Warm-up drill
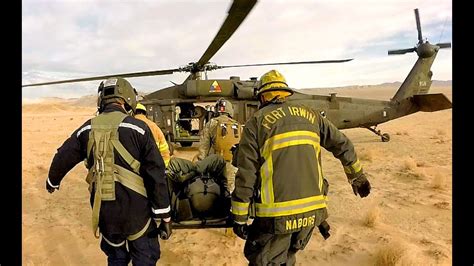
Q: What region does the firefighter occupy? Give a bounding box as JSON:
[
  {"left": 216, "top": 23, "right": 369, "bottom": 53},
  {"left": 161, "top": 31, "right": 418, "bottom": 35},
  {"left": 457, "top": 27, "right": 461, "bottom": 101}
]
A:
[
  {"left": 231, "top": 70, "right": 371, "bottom": 265},
  {"left": 197, "top": 98, "right": 242, "bottom": 193},
  {"left": 135, "top": 103, "right": 171, "bottom": 168},
  {"left": 45, "top": 77, "right": 172, "bottom": 265}
]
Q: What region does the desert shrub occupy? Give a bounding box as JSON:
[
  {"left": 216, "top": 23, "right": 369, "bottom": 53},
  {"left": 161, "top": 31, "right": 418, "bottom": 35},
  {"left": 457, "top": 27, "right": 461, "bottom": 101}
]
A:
[
  {"left": 374, "top": 241, "right": 406, "bottom": 266},
  {"left": 431, "top": 173, "right": 446, "bottom": 189},
  {"left": 402, "top": 158, "right": 417, "bottom": 171},
  {"left": 436, "top": 129, "right": 447, "bottom": 136},
  {"left": 363, "top": 207, "right": 380, "bottom": 227}
]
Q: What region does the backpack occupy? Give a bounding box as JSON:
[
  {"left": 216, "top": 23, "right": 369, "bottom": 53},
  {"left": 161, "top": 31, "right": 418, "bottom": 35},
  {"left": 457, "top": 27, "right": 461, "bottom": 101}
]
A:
[
  {"left": 85, "top": 112, "right": 148, "bottom": 239},
  {"left": 214, "top": 116, "right": 242, "bottom": 162}
]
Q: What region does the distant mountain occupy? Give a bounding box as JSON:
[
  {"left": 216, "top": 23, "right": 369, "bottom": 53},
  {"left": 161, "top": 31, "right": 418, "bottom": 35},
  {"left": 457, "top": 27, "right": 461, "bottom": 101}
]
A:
[
  {"left": 66, "top": 90, "right": 148, "bottom": 107},
  {"left": 70, "top": 95, "right": 97, "bottom": 107},
  {"left": 378, "top": 80, "right": 451, "bottom": 87},
  {"left": 300, "top": 80, "right": 451, "bottom": 91},
  {"left": 431, "top": 80, "right": 452, "bottom": 86}
]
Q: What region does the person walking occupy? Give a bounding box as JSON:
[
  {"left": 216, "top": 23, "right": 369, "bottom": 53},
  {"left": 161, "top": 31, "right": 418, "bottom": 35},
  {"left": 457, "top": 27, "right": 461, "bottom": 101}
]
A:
[
  {"left": 231, "top": 70, "right": 371, "bottom": 265},
  {"left": 198, "top": 98, "right": 242, "bottom": 193},
  {"left": 46, "top": 77, "right": 172, "bottom": 265}
]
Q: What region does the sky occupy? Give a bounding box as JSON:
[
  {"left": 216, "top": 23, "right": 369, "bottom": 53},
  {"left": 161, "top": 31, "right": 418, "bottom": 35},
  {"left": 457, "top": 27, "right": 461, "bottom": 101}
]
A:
[{"left": 22, "top": 0, "right": 452, "bottom": 100}]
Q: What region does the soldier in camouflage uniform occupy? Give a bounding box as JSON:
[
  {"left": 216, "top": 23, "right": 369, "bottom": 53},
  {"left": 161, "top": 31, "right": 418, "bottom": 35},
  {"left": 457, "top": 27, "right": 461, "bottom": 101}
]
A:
[
  {"left": 197, "top": 99, "right": 241, "bottom": 193},
  {"left": 231, "top": 70, "right": 372, "bottom": 265},
  {"left": 167, "top": 154, "right": 228, "bottom": 193}
]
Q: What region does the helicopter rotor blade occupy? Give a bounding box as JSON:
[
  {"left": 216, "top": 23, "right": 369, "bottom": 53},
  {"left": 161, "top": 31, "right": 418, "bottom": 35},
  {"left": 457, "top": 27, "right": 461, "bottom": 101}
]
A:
[
  {"left": 195, "top": 0, "right": 257, "bottom": 68},
  {"left": 436, "top": 42, "right": 451, "bottom": 49},
  {"left": 218, "top": 59, "right": 353, "bottom": 69},
  {"left": 22, "top": 68, "right": 180, "bottom": 87},
  {"left": 388, "top": 47, "right": 416, "bottom": 55},
  {"left": 414, "top": 8, "right": 423, "bottom": 43}
]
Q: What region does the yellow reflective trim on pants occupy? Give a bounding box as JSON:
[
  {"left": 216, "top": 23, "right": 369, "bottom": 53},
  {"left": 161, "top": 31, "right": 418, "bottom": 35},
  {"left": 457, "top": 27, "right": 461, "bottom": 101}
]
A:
[
  {"left": 344, "top": 159, "right": 362, "bottom": 174},
  {"left": 231, "top": 200, "right": 250, "bottom": 216},
  {"left": 255, "top": 195, "right": 327, "bottom": 217}
]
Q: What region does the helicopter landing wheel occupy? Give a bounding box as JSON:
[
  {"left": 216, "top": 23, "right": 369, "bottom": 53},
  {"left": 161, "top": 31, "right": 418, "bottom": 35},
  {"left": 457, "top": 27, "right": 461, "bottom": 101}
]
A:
[
  {"left": 381, "top": 133, "right": 390, "bottom": 142},
  {"left": 366, "top": 126, "right": 390, "bottom": 142}
]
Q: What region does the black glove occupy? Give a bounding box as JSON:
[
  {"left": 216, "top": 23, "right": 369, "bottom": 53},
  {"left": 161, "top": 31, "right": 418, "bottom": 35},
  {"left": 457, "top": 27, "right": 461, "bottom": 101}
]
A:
[
  {"left": 351, "top": 173, "right": 371, "bottom": 198},
  {"left": 223, "top": 189, "right": 231, "bottom": 199},
  {"left": 46, "top": 179, "right": 59, "bottom": 194},
  {"left": 157, "top": 220, "right": 172, "bottom": 240},
  {"left": 233, "top": 222, "right": 248, "bottom": 240},
  {"left": 318, "top": 220, "right": 331, "bottom": 240}
]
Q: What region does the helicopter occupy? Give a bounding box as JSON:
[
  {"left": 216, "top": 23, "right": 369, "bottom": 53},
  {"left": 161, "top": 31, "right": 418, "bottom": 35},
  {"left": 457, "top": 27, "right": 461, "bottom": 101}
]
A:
[
  {"left": 22, "top": 1, "right": 451, "bottom": 228},
  {"left": 138, "top": 6, "right": 452, "bottom": 145},
  {"left": 22, "top": 1, "right": 451, "bottom": 147}
]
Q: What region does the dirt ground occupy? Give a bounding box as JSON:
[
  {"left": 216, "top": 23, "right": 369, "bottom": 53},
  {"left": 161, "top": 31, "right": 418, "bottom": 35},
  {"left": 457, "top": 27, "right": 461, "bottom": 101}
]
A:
[{"left": 22, "top": 85, "right": 452, "bottom": 265}]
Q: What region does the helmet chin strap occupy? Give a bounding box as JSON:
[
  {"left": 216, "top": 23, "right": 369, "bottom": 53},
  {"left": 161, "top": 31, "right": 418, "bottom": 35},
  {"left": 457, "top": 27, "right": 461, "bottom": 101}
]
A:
[{"left": 123, "top": 103, "right": 135, "bottom": 115}]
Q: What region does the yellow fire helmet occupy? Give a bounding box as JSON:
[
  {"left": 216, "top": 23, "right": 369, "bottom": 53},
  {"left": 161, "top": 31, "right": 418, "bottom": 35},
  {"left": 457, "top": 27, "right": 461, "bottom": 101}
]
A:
[
  {"left": 136, "top": 103, "right": 147, "bottom": 112},
  {"left": 257, "top": 70, "right": 294, "bottom": 98}
]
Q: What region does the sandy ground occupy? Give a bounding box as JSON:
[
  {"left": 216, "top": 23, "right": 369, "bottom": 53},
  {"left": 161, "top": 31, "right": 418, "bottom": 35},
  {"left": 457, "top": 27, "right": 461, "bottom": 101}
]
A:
[{"left": 22, "top": 86, "right": 452, "bottom": 265}]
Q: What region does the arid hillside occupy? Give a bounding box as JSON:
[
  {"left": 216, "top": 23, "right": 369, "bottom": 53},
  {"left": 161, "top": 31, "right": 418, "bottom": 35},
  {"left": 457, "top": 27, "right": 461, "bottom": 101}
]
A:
[{"left": 22, "top": 85, "right": 452, "bottom": 265}]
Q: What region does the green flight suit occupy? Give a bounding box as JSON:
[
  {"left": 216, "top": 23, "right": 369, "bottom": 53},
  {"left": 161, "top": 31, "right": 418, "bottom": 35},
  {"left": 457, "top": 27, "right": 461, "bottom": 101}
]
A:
[{"left": 167, "top": 154, "right": 227, "bottom": 188}]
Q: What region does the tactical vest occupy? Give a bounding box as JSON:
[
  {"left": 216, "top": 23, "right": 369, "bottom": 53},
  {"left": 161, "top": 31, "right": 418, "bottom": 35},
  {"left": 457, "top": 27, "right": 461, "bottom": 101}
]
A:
[
  {"left": 214, "top": 116, "right": 242, "bottom": 162},
  {"left": 86, "top": 112, "right": 150, "bottom": 240}
]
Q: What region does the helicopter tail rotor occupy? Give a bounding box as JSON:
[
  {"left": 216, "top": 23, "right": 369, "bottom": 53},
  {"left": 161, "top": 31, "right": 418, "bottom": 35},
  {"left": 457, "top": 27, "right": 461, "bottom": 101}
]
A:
[
  {"left": 388, "top": 48, "right": 416, "bottom": 55},
  {"left": 435, "top": 42, "right": 451, "bottom": 49},
  {"left": 415, "top": 8, "right": 423, "bottom": 44},
  {"left": 387, "top": 8, "right": 451, "bottom": 57}
]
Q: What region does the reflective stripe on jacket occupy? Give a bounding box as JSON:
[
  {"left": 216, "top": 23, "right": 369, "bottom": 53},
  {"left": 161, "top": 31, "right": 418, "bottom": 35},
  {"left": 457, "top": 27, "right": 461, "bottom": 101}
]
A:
[
  {"left": 48, "top": 105, "right": 170, "bottom": 236},
  {"left": 231, "top": 101, "right": 362, "bottom": 222},
  {"left": 135, "top": 114, "right": 171, "bottom": 167}
]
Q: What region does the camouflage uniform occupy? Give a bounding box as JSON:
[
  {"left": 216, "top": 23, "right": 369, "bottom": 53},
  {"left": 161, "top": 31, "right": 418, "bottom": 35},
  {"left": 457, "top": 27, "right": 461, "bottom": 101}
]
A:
[
  {"left": 197, "top": 114, "right": 239, "bottom": 192},
  {"left": 167, "top": 154, "right": 227, "bottom": 188},
  {"left": 231, "top": 101, "right": 365, "bottom": 265}
]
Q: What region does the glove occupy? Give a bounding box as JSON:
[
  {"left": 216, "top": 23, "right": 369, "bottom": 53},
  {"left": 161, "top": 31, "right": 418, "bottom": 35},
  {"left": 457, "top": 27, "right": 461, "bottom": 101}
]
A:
[
  {"left": 46, "top": 178, "right": 59, "bottom": 194},
  {"left": 157, "top": 220, "right": 172, "bottom": 240},
  {"left": 223, "top": 189, "right": 231, "bottom": 199},
  {"left": 351, "top": 173, "right": 371, "bottom": 198},
  {"left": 233, "top": 222, "right": 248, "bottom": 240},
  {"left": 318, "top": 220, "right": 331, "bottom": 240}
]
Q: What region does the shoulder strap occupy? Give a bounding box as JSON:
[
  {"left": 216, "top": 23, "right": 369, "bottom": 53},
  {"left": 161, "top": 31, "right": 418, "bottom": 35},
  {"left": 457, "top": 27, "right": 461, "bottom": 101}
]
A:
[{"left": 88, "top": 112, "right": 141, "bottom": 173}]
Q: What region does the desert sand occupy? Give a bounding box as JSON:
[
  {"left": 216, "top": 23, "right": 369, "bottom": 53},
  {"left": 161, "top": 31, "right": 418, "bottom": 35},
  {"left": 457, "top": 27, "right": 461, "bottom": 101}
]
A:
[{"left": 22, "top": 85, "right": 452, "bottom": 265}]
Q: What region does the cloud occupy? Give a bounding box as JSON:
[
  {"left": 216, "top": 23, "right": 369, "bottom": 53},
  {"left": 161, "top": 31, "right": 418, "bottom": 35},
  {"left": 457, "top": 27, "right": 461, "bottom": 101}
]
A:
[{"left": 22, "top": 0, "right": 452, "bottom": 99}]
